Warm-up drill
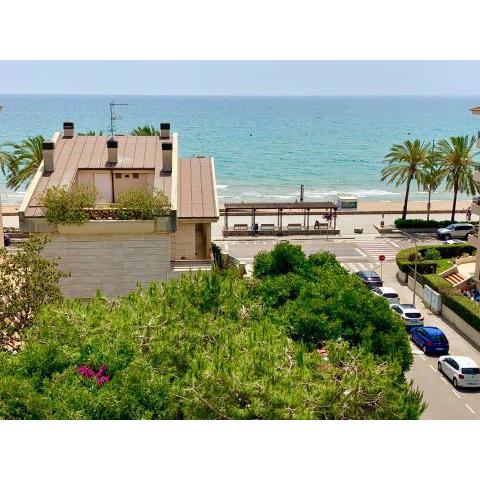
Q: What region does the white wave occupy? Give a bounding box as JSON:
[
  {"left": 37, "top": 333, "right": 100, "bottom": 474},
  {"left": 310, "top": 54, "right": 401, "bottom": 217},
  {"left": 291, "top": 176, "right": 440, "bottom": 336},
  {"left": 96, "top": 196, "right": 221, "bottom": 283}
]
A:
[{"left": 217, "top": 184, "right": 229, "bottom": 189}]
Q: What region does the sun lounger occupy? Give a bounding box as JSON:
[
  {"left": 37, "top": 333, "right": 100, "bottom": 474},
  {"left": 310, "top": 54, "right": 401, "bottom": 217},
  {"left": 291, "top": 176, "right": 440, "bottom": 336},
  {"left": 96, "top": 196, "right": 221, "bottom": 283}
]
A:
[
  {"left": 233, "top": 224, "right": 249, "bottom": 231},
  {"left": 260, "top": 223, "right": 275, "bottom": 230},
  {"left": 287, "top": 223, "right": 302, "bottom": 230}
]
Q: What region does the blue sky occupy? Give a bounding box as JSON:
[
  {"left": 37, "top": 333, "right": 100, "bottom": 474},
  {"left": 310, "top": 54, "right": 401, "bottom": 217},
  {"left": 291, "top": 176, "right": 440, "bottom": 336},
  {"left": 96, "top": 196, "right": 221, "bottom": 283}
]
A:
[{"left": 1, "top": 61, "right": 480, "bottom": 96}]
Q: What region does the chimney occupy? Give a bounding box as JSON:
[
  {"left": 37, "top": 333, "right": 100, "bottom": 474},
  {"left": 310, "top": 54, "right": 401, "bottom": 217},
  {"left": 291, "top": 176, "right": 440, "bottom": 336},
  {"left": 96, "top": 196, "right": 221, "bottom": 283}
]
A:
[
  {"left": 160, "top": 122, "right": 170, "bottom": 139},
  {"left": 63, "top": 121, "right": 74, "bottom": 137},
  {"left": 162, "top": 142, "right": 172, "bottom": 173},
  {"left": 43, "top": 141, "right": 55, "bottom": 173},
  {"left": 107, "top": 137, "right": 118, "bottom": 164}
]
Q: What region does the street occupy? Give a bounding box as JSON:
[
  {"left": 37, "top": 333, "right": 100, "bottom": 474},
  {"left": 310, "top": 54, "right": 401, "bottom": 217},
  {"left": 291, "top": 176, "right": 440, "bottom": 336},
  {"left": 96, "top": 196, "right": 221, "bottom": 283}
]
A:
[{"left": 214, "top": 233, "right": 480, "bottom": 419}]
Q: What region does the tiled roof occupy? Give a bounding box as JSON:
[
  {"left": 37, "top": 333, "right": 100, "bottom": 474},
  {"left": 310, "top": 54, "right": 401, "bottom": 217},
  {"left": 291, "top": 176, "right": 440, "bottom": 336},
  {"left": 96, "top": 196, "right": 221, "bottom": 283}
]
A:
[
  {"left": 177, "top": 157, "right": 218, "bottom": 219},
  {"left": 24, "top": 134, "right": 218, "bottom": 220}
]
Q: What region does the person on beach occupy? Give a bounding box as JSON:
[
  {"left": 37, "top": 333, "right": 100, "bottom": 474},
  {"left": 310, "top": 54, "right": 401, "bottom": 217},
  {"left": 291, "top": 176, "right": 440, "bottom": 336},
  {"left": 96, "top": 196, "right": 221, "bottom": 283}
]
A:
[
  {"left": 466, "top": 207, "right": 472, "bottom": 221},
  {"left": 314, "top": 220, "right": 320, "bottom": 229}
]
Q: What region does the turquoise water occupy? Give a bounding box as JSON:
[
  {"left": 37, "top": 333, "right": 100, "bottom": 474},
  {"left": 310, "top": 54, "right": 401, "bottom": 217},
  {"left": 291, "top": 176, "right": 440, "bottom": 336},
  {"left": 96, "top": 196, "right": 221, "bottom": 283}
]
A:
[{"left": 1, "top": 95, "right": 479, "bottom": 204}]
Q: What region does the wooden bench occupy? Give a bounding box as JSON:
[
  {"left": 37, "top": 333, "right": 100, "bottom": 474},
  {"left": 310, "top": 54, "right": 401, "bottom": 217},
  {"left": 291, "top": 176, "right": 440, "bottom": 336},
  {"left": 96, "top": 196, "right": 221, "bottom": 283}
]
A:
[
  {"left": 287, "top": 223, "right": 302, "bottom": 230},
  {"left": 260, "top": 223, "right": 275, "bottom": 231},
  {"left": 233, "top": 224, "right": 249, "bottom": 231},
  {"left": 314, "top": 222, "right": 328, "bottom": 229}
]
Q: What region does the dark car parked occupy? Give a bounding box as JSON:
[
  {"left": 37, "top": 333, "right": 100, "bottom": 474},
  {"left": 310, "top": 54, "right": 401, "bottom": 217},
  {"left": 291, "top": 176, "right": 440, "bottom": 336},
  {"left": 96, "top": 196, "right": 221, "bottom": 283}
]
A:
[
  {"left": 411, "top": 326, "right": 449, "bottom": 355},
  {"left": 355, "top": 270, "right": 383, "bottom": 289}
]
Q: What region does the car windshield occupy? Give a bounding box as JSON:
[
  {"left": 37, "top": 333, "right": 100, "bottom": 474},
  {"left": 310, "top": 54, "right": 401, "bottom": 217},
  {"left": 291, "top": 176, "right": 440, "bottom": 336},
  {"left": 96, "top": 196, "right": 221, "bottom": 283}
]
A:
[
  {"left": 429, "top": 333, "right": 447, "bottom": 342},
  {"left": 462, "top": 368, "right": 480, "bottom": 375},
  {"left": 384, "top": 293, "right": 398, "bottom": 298},
  {"left": 405, "top": 312, "right": 422, "bottom": 319}
]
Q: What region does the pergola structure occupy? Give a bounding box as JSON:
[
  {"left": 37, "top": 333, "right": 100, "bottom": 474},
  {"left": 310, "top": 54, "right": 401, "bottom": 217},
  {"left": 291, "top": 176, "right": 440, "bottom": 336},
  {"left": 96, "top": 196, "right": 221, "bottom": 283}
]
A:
[{"left": 223, "top": 201, "right": 338, "bottom": 236}]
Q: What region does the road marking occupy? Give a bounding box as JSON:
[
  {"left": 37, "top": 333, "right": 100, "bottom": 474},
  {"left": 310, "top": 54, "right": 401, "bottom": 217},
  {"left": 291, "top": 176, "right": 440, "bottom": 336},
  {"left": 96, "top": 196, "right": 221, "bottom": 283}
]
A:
[
  {"left": 429, "top": 364, "right": 436, "bottom": 372},
  {"left": 441, "top": 377, "right": 448, "bottom": 385},
  {"left": 465, "top": 403, "right": 475, "bottom": 415},
  {"left": 389, "top": 241, "right": 401, "bottom": 248},
  {"left": 419, "top": 354, "right": 427, "bottom": 361},
  {"left": 354, "top": 248, "right": 368, "bottom": 258},
  {"left": 452, "top": 389, "right": 461, "bottom": 398}
]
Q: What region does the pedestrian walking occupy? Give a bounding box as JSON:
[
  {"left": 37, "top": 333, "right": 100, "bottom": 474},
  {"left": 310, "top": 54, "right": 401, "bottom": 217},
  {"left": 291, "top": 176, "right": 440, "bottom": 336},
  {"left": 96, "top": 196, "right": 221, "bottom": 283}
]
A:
[{"left": 466, "top": 206, "right": 472, "bottom": 221}]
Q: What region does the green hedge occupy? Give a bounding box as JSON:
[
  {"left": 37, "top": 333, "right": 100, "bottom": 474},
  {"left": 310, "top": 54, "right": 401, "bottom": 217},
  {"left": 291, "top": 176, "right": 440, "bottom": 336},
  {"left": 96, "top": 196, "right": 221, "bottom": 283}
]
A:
[
  {"left": 396, "top": 244, "right": 476, "bottom": 273},
  {"left": 423, "top": 274, "right": 480, "bottom": 332},
  {"left": 394, "top": 218, "right": 478, "bottom": 229}
]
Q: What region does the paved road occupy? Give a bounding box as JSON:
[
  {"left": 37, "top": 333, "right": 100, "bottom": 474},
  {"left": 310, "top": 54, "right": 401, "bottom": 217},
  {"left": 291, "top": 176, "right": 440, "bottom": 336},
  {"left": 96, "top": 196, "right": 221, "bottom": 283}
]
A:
[{"left": 214, "top": 233, "right": 480, "bottom": 419}]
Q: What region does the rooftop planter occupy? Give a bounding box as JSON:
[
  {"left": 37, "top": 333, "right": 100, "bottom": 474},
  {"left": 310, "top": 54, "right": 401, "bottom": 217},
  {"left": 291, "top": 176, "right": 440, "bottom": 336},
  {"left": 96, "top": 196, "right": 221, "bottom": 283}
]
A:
[{"left": 57, "top": 219, "right": 156, "bottom": 235}]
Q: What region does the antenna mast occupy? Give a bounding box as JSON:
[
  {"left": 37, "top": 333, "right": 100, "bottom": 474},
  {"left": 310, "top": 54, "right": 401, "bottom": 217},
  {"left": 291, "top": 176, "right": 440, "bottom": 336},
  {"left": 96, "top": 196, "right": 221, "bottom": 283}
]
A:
[{"left": 109, "top": 100, "right": 128, "bottom": 137}]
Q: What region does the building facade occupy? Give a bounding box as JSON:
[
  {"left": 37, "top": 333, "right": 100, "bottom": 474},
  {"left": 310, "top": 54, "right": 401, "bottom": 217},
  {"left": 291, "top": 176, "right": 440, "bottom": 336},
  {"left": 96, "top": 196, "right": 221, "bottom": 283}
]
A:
[{"left": 19, "top": 122, "right": 219, "bottom": 298}]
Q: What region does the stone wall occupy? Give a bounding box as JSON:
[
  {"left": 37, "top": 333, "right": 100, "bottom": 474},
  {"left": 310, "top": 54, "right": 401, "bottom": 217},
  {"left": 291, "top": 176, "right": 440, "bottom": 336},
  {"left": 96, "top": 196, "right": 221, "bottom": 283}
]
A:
[{"left": 42, "top": 233, "right": 173, "bottom": 298}]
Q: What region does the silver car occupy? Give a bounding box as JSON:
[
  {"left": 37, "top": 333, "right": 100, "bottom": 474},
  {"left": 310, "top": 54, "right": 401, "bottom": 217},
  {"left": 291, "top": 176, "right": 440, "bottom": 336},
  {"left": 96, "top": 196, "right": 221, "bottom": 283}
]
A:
[{"left": 436, "top": 223, "right": 474, "bottom": 240}]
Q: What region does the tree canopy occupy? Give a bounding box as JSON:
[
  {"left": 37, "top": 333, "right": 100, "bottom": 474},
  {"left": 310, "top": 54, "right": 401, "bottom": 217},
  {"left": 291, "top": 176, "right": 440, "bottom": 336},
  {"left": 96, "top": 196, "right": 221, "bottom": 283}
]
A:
[{"left": 0, "top": 242, "right": 424, "bottom": 419}]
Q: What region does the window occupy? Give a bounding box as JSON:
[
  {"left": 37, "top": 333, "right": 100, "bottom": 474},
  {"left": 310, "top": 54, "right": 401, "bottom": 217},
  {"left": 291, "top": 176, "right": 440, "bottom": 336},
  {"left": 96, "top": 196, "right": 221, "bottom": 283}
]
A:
[
  {"left": 405, "top": 312, "right": 422, "bottom": 319},
  {"left": 462, "top": 368, "right": 480, "bottom": 375},
  {"left": 133, "top": 173, "right": 139, "bottom": 179},
  {"left": 115, "top": 173, "right": 122, "bottom": 179},
  {"left": 384, "top": 293, "right": 398, "bottom": 299}
]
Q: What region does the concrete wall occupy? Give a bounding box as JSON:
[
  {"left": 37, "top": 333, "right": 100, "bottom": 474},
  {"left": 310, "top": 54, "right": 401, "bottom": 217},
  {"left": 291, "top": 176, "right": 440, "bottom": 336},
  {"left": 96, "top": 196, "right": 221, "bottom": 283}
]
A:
[
  {"left": 442, "top": 304, "right": 480, "bottom": 351},
  {"left": 42, "top": 233, "right": 173, "bottom": 298}
]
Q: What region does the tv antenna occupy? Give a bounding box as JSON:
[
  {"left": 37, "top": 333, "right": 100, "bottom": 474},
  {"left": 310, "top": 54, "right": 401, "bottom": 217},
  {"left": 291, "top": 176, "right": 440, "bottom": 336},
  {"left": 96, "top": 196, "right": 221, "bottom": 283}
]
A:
[{"left": 109, "top": 100, "right": 128, "bottom": 137}]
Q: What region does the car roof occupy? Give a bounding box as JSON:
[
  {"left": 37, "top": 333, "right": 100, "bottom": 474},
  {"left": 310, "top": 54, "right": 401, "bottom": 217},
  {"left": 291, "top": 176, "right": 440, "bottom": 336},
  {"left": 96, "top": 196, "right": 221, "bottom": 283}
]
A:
[
  {"left": 397, "top": 303, "right": 420, "bottom": 312},
  {"left": 447, "top": 356, "right": 478, "bottom": 368},
  {"left": 423, "top": 326, "right": 444, "bottom": 335},
  {"left": 358, "top": 271, "right": 379, "bottom": 277},
  {"left": 378, "top": 287, "right": 397, "bottom": 294}
]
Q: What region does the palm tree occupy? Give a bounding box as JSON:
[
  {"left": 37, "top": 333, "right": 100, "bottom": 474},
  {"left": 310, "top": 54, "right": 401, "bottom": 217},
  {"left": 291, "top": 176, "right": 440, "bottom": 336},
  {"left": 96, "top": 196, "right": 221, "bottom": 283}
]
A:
[
  {"left": 418, "top": 153, "right": 445, "bottom": 221},
  {"left": 1, "top": 135, "right": 44, "bottom": 190},
  {"left": 130, "top": 125, "right": 159, "bottom": 136},
  {"left": 78, "top": 130, "right": 103, "bottom": 136},
  {"left": 381, "top": 139, "right": 431, "bottom": 220},
  {"left": 436, "top": 135, "right": 479, "bottom": 222}
]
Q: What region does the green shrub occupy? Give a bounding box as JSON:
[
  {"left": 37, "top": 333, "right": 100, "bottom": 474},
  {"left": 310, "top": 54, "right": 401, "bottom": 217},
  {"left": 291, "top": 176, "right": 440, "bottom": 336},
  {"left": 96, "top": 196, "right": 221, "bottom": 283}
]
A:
[
  {"left": 423, "top": 248, "right": 441, "bottom": 260},
  {"left": 114, "top": 189, "right": 171, "bottom": 220},
  {"left": 253, "top": 241, "right": 307, "bottom": 277},
  {"left": 396, "top": 244, "right": 476, "bottom": 273},
  {"left": 423, "top": 274, "right": 480, "bottom": 332},
  {"left": 0, "top": 271, "right": 425, "bottom": 419},
  {"left": 42, "top": 185, "right": 95, "bottom": 225},
  {"left": 0, "top": 237, "right": 68, "bottom": 352},
  {"left": 394, "top": 218, "right": 478, "bottom": 229}
]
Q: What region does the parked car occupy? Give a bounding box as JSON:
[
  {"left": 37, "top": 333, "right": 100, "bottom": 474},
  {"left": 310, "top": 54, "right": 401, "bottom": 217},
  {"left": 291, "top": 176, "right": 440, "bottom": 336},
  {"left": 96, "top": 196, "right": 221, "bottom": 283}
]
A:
[
  {"left": 438, "top": 356, "right": 480, "bottom": 388},
  {"left": 355, "top": 270, "right": 383, "bottom": 289},
  {"left": 371, "top": 286, "right": 399, "bottom": 304},
  {"left": 410, "top": 326, "right": 449, "bottom": 354},
  {"left": 390, "top": 303, "right": 424, "bottom": 329},
  {"left": 436, "top": 223, "right": 474, "bottom": 240},
  {"left": 442, "top": 239, "right": 466, "bottom": 245}
]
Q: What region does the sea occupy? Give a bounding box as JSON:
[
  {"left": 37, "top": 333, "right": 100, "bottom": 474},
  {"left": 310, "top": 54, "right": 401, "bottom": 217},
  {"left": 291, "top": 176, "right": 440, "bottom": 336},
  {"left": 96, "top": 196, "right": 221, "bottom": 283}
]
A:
[{"left": 1, "top": 95, "right": 479, "bottom": 205}]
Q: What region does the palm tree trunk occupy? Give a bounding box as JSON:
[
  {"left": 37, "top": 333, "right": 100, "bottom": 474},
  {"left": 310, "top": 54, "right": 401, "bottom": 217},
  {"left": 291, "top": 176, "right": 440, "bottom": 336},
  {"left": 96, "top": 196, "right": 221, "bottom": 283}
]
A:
[
  {"left": 451, "top": 181, "right": 459, "bottom": 222},
  {"left": 402, "top": 177, "right": 411, "bottom": 220},
  {"left": 427, "top": 188, "right": 432, "bottom": 222}
]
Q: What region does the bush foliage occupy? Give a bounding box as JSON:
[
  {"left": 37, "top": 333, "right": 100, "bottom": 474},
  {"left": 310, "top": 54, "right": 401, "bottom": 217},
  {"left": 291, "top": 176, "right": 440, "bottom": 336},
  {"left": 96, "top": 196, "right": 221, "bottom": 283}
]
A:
[
  {"left": 42, "top": 185, "right": 95, "bottom": 225},
  {"left": 114, "top": 188, "right": 171, "bottom": 220},
  {"left": 0, "top": 242, "right": 424, "bottom": 419},
  {"left": 0, "top": 237, "right": 68, "bottom": 352},
  {"left": 423, "top": 274, "right": 480, "bottom": 332},
  {"left": 396, "top": 244, "right": 476, "bottom": 273}
]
